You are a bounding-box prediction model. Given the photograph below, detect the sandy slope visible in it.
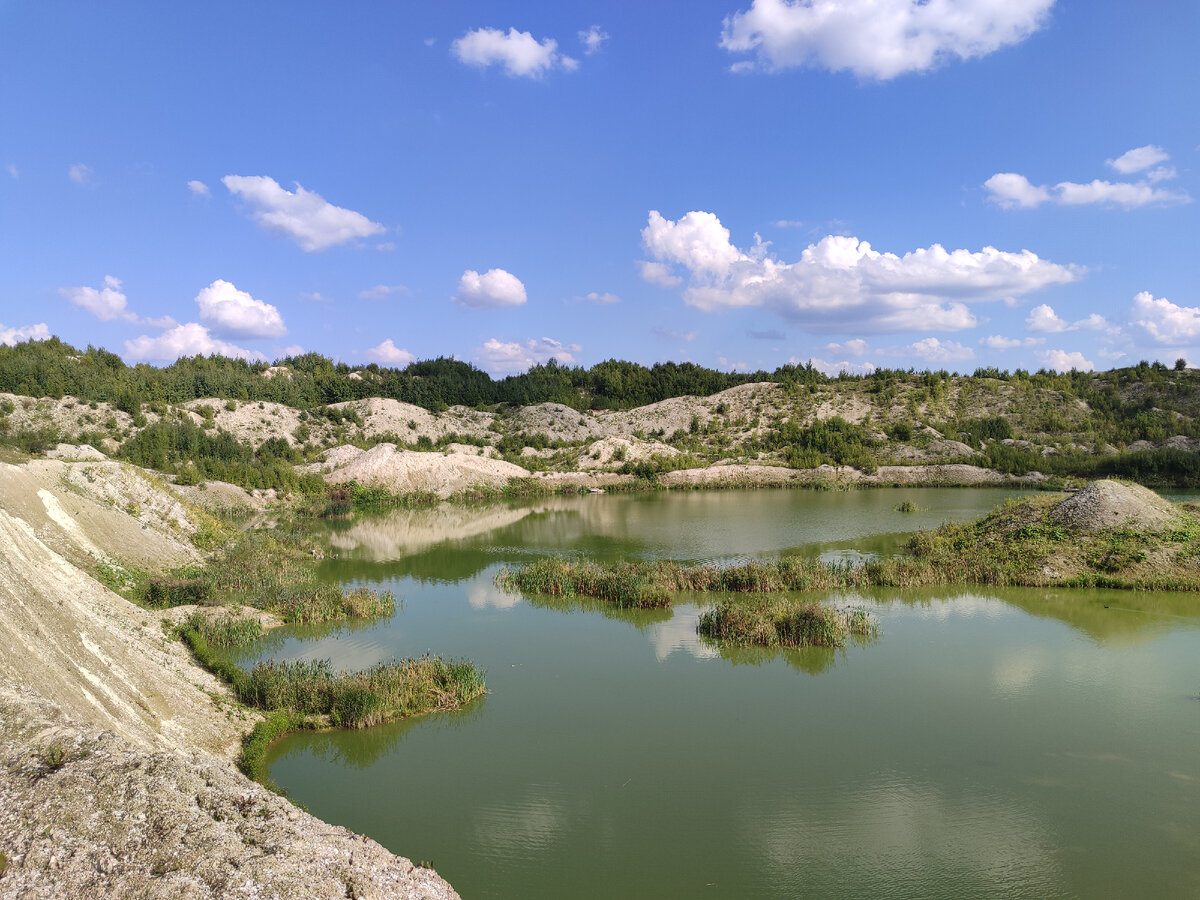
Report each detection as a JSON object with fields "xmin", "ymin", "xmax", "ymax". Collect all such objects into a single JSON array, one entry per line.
[{"xmin": 0, "ymin": 457, "xmax": 460, "ymax": 899}]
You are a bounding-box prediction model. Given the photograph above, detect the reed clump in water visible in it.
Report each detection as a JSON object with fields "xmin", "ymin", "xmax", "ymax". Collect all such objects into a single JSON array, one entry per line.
[
  {"xmin": 698, "ymin": 598, "xmax": 878, "ymax": 648},
  {"xmin": 244, "ymin": 656, "xmax": 486, "ymax": 729},
  {"xmin": 177, "ymin": 619, "xmax": 486, "ymax": 786},
  {"xmin": 496, "ymin": 557, "xmax": 872, "ymax": 608}
]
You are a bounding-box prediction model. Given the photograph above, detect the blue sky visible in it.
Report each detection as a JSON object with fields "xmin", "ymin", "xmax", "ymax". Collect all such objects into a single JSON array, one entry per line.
[{"xmin": 1, "ymin": 0, "xmax": 1196, "ymax": 376}]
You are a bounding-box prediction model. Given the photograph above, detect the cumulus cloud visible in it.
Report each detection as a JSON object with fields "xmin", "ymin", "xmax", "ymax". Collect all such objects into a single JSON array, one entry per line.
[
  {"xmin": 68, "ymin": 163, "xmax": 92, "ymax": 185},
  {"xmin": 365, "ymin": 338, "xmax": 416, "ymax": 366},
  {"xmin": 474, "ymin": 337, "xmax": 580, "ymax": 374},
  {"xmin": 579, "ymin": 25, "xmax": 609, "ymax": 54},
  {"xmin": 452, "ymin": 27, "xmax": 577, "ymax": 77},
  {"xmin": 720, "ymin": 0, "xmax": 1054, "ymax": 79},
  {"xmin": 986, "ymin": 147, "xmax": 1192, "ymax": 209},
  {"xmin": 905, "ymin": 337, "xmax": 974, "ymax": 363},
  {"xmin": 124, "ymin": 323, "xmax": 264, "ymax": 362},
  {"xmin": 1038, "ymin": 349, "xmax": 1093, "ymax": 372},
  {"xmin": 826, "ymin": 338, "xmax": 869, "ymax": 356},
  {"xmin": 358, "ymin": 284, "xmax": 410, "ymax": 300},
  {"xmin": 222, "ymin": 175, "xmax": 385, "ymax": 252},
  {"xmin": 59, "ymin": 275, "xmax": 136, "ymax": 322},
  {"xmin": 638, "ymin": 260, "xmax": 683, "ymax": 287},
  {"xmin": 805, "ymin": 357, "xmax": 876, "ymax": 376},
  {"xmin": 187, "ymin": 180, "xmax": 210, "ymax": 197},
  {"xmin": 194, "ymin": 279, "xmax": 286, "ymax": 338},
  {"xmin": 1131, "ymin": 291, "xmax": 1200, "ymax": 345},
  {"xmin": 6, "ymin": 164, "xmax": 18, "ymax": 179},
  {"xmin": 1025, "ymin": 303, "xmax": 1107, "ymax": 333},
  {"xmin": 453, "ymin": 268, "xmax": 527, "ymax": 308},
  {"xmin": 980, "ymin": 335, "xmax": 1044, "ymax": 350},
  {"xmin": 1, "ymin": 322, "xmax": 50, "ymax": 346},
  {"xmin": 982, "ymin": 173, "xmax": 1051, "ymax": 209},
  {"xmin": 1054, "ymin": 180, "xmax": 1191, "ymax": 207},
  {"xmin": 1107, "ymin": 145, "xmax": 1168, "ymax": 174},
  {"xmin": 640, "ymin": 209, "xmax": 1078, "ymax": 333},
  {"xmin": 583, "ymin": 291, "xmax": 621, "ymax": 304}
]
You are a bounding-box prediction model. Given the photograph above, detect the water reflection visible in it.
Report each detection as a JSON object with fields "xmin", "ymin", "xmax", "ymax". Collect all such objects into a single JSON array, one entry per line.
[
  {"xmin": 326, "ymin": 504, "xmax": 535, "ymax": 561},
  {"xmin": 306, "ymin": 487, "xmax": 1033, "ymax": 584},
  {"xmin": 472, "ymin": 788, "xmax": 571, "ymax": 861},
  {"xmin": 746, "ymin": 775, "xmax": 1062, "ymax": 897},
  {"xmin": 466, "ymin": 581, "xmax": 522, "ymax": 610},
  {"xmin": 272, "ymin": 696, "xmax": 488, "ymax": 770},
  {"xmin": 646, "ymin": 608, "xmax": 718, "ymax": 661}
]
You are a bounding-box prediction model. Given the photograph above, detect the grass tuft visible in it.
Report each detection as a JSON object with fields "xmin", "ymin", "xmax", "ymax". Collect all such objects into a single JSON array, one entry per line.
[{"xmin": 699, "ymin": 598, "xmax": 878, "ymax": 648}]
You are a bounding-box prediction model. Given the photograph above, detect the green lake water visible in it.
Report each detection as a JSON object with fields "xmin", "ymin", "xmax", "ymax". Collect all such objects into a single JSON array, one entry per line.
[{"xmin": 245, "ymin": 488, "xmax": 1200, "ymax": 898}]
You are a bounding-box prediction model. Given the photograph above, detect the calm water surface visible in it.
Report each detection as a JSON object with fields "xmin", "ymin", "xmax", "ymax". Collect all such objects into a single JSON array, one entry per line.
[{"xmin": 246, "ymin": 489, "xmax": 1200, "ymax": 898}]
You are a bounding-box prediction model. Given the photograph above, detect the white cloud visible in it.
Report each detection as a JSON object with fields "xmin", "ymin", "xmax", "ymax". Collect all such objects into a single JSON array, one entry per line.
[
  {"xmin": 986, "ymin": 148, "xmax": 1191, "ymax": 209},
  {"xmin": 720, "ymin": 0, "xmax": 1054, "ymax": 79},
  {"xmin": 358, "ymin": 284, "xmax": 410, "ymax": 300},
  {"xmin": 59, "ymin": 275, "xmax": 136, "ymax": 322},
  {"xmin": 124, "ymin": 323, "xmax": 264, "ymax": 362},
  {"xmin": 773, "ymin": 219, "xmax": 805, "ymax": 228},
  {"xmin": 452, "ymin": 27, "xmax": 576, "ymax": 77},
  {"xmin": 1038, "ymin": 349, "xmax": 1093, "ymax": 372},
  {"xmin": 805, "ymin": 357, "xmax": 876, "ymax": 377},
  {"xmin": 983, "ymin": 173, "xmax": 1051, "ymax": 209},
  {"xmin": 1026, "ymin": 303, "xmax": 1068, "ymax": 333},
  {"xmin": 194, "ymin": 279, "xmax": 286, "ymax": 338},
  {"xmin": 1026, "ymin": 303, "xmax": 1108, "ymax": 333},
  {"xmin": 277, "ymin": 344, "xmax": 305, "ymax": 358},
  {"xmin": 638, "ymin": 260, "xmax": 683, "ymax": 287},
  {"xmin": 365, "ymin": 338, "xmax": 416, "ymax": 366},
  {"xmin": 642, "ymin": 210, "xmax": 743, "ymax": 278},
  {"xmin": 718, "ymin": 356, "xmax": 748, "ymax": 372},
  {"xmin": 1144, "ymin": 166, "xmax": 1177, "ymax": 184},
  {"xmin": 5, "ymin": 164, "xmax": 17, "ymax": 179},
  {"xmin": 583, "ymin": 291, "xmax": 621, "ymax": 304},
  {"xmin": 980, "ymin": 335, "xmax": 1044, "ymax": 350},
  {"xmin": 826, "ymin": 338, "xmax": 869, "ymax": 356},
  {"xmin": 1131, "ymin": 291, "xmax": 1200, "ymax": 345},
  {"xmin": 579, "ymin": 25, "xmax": 609, "ymax": 54},
  {"xmin": 222, "ymin": 175, "xmax": 385, "ymax": 252},
  {"xmin": 187, "ymin": 179, "xmax": 210, "ymax": 197},
  {"xmin": 1, "ymin": 322, "xmax": 50, "ymax": 346},
  {"xmin": 1107, "ymin": 145, "xmax": 1168, "ymax": 174},
  {"xmin": 475, "ymin": 337, "xmax": 581, "ymax": 374},
  {"xmin": 454, "ymin": 268, "xmax": 527, "ymax": 308},
  {"xmin": 905, "ymin": 337, "xmax": 974, "ymax": 363},
  {"xmin": 641, "ymin": 209, "xmax": 1078, "ymax": 333},
  {"xmin": 68, "ymin": 163, "xmax": 92, "ymax": 185},
  {"xmin": 1054, "ymin": 179, "xmax": 1190, "ymax": 207}
]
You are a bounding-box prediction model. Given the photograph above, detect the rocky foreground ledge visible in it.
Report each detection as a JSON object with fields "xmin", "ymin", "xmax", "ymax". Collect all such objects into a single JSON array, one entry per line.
[
  {"xmin": 0, "ymin": 458, "xmax": 459, "ymax": 899},
  {"xmin": 0, "ymin": 688, "xmax": 456, "ymax": 900}
]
